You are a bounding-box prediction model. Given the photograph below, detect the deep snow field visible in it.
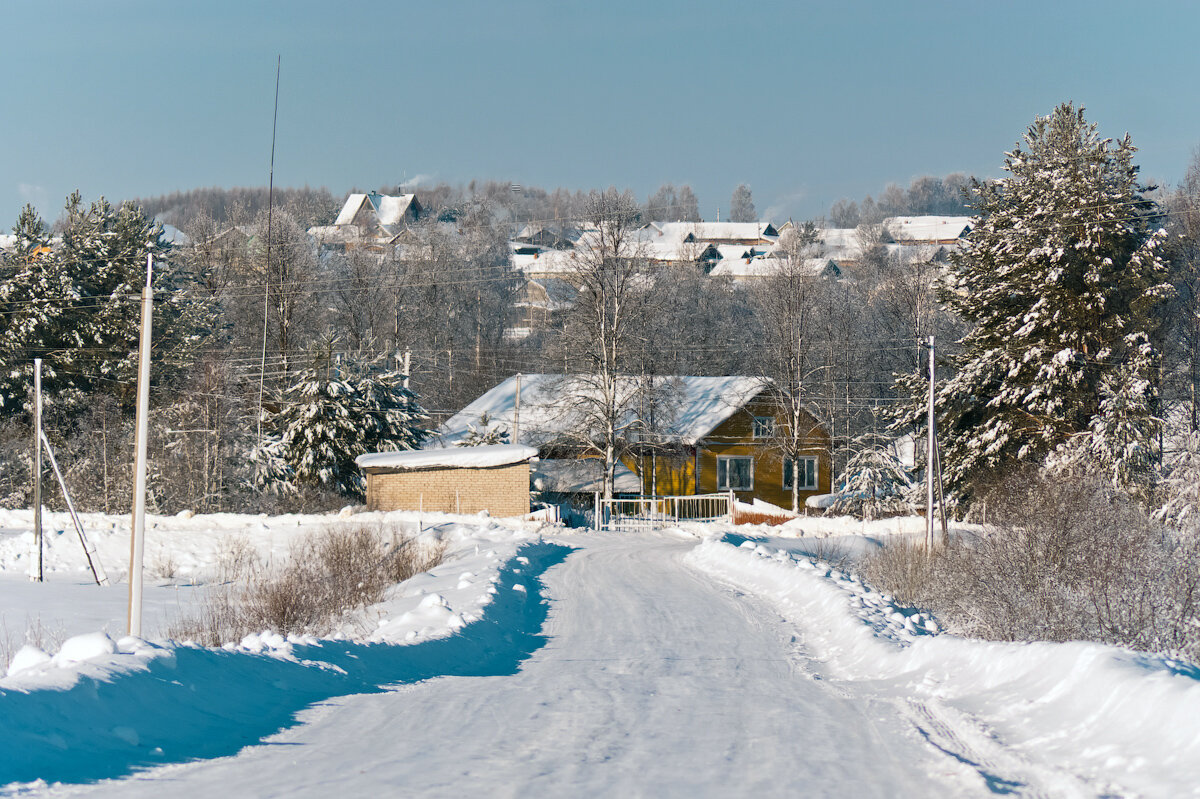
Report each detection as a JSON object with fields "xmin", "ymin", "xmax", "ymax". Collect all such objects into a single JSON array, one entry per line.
[{"xmin": 0, "ymin": 508, "xmax": 1196, "ymax": 797}]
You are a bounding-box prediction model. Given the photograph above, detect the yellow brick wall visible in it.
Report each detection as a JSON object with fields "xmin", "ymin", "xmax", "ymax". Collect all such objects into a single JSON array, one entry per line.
[{"xmin": 364, "ymin": 463, "xmax": 531, "ymax": 517}]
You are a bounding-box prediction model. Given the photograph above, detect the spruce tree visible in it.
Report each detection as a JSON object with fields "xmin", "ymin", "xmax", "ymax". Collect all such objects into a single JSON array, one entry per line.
[
  {"xmin": 927, "ymin": 103, "xmax": 1173, "ymax": 498},
  {"xmin": 0, "ymin": 194, "xmax": 215, "ymax": 416},
  {"xmin": 277, "ymin": 350, "xmax": 426, "ymax": 499}
]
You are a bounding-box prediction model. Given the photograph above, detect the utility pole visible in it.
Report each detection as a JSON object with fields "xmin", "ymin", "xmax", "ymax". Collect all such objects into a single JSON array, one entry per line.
[
  {"xmin": 31, "ymin": 358, "xmax": 42, "ymax": 583},
  {"xmin": 128, "ymin": 255, "xmax": 153, "ymax": 637},
  {"xmin": 925, "ymin": 335, "xmax": 936, "ymax": 551},
  {"xmin": 513, "ymin": 373, "xmax": 522, "ymax": 444}
]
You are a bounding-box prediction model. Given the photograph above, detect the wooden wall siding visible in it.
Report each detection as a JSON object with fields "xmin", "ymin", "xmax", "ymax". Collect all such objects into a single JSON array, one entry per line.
[
  {"xmin": 364, "ymin": 463, "xmax": 530, "ymax": 517},
  {"xmin": 624, "ymin": 395, "xmax": 831, "ymax": 507}
]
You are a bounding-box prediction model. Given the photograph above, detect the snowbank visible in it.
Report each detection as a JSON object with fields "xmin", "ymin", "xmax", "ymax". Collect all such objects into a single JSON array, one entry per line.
[
  {"xmin": 0, "ymin": 517, "xmax": 568, "ymax": 788},
  {"xmin": 686, "ymin": 538, "xmax": 1200, "ymax": 796}
]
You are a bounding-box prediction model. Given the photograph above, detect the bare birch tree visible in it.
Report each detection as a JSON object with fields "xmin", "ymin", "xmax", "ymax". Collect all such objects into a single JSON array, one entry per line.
[
  {"xmin": 558, "ymin": 189, "xmax": 652, "ymax": 500},
  {"xmin": 752, "ymin": 222, "xmax": 829, "ymax": 512}
]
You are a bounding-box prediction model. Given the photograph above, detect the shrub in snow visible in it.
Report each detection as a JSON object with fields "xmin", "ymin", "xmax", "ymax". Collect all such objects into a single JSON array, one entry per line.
[
  {"xmin": 1156, "ymin": 431, "xmax": 1200, "ymax": 528},
  {"xmin": 863, "ymin": 472, "xmax": 1200, "ymax": 661},
  {"xmin": 170, "ymin": 522, "xmax": 446, "ymax": 644}
]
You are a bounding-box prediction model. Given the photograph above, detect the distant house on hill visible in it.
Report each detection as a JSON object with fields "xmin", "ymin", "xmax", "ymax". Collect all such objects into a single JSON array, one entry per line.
[
  {"xmin": 308, "ymin": 191, "xmax": 423, "ymax": 252},
  {"xmin": 436, "ymin": 374, "xmax": 831, "ymax": 507}
]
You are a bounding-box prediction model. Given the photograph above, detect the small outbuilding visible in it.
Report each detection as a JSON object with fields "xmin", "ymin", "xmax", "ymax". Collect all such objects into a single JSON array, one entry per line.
[{"xmin": 355, "ymin": 444, "xmax": 538, "ymax": 517}]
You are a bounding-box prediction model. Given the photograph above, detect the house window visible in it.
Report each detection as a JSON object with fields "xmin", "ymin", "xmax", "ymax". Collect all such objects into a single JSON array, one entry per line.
[
  {"xmin": 717, "ymin": 456, "xmax": 754, "ymax": 491},
  {"xmin": 783, "ymin": 457, "xmax": 818, "ymax": 491},
  {"xmin": 752, "ymin": 416, "xmax": 775, "ymax": 439}
]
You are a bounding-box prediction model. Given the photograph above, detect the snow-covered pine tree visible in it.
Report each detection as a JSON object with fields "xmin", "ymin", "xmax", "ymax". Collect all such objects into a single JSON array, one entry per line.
[
  {"xmin": 278, "ymin": 355, "xmax": 360, "ymax": 497},
  {"xmin": 0, "ymin": 193, "xmax": 215, "ymax": 417},
  {"xmin": 350, "ymin": 356, "xmax": 427, "ymax": 458},
  {"xmin": 828, "ymin": 434, "xmax": 914, "ymax": 520},
  {"xmin": 927, "ymin": 103, "xmax": 1173, "ymax": 498},
  {"xmin": 277, "ymin": 350, "xmax": 427, "ymax": 499},
  {"xmin": 1089, "ymin": 334, "xmax": 1160, "ymax": 500}
]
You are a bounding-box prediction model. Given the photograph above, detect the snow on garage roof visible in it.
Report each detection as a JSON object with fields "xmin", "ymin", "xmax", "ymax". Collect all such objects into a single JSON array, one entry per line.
[
  {"xmin": 356, "ymin": 444, "xmax": 538, "ymax": 471},
  {"xmin": 436, "ymin": 374, "xmax": 768, "ymax": 448}
]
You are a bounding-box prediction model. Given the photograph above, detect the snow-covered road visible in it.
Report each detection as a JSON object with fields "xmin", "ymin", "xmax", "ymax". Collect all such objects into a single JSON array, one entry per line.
[{"xmin": 55, "ymin": 533, "xmax": 951, "ymax": 797}]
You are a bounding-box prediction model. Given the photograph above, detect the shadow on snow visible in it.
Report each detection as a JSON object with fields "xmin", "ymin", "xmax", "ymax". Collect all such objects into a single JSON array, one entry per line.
[{"xmin": 0, "ymin": 540, "xmax": 574, "ymax": 788}]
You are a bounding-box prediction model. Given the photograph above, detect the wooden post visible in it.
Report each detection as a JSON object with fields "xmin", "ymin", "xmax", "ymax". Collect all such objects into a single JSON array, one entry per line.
[
  {"xmin": 926, "ymin": 336, "xmax": 936, "ymax": 552},
  {"xmin": 31, "ymin": 358, "xmax": 42, "ymax": 583},
  {"xmin": 513, "ymin": 373, "xmax": 522, "ymax": 444},
  {"xmin": 128, "ymin": 255, "xmax": 153, "ymax": 637}
]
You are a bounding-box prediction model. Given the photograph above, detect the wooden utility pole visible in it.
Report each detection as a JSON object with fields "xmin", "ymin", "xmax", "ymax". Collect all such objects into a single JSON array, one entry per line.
[
  {"xmin": 128, "ymin": 255, "xmax": 153, "ymax": 637},
  {"xmin": 513, "ymin": 373, "xmax": 522, "ymax": 444},
  {"xmin": 31, "ymin": 358, "xmax": 42, "ymax": 583},
  {"xmin": 925, "ymin": 336, "xmax": 936, "ymax": 551}
]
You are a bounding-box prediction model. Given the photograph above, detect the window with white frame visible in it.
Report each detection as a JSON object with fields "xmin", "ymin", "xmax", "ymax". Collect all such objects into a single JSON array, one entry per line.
[
  {"xmin": 717, "ymin": 456, "xmax": 754, "ymax": 491},
  {"xmin": 752, "ymin": 416, "xmax": 775, "ymax": 439},
  {"xmin": 783, "ymin": 457, "xmax": 818, "ymax": 491}
]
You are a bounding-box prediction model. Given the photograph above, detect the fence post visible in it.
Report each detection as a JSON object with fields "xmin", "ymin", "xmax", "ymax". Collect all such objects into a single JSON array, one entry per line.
[{"xmin": 593, "ymin": 492, "xmax": 601, "ymax": 532}]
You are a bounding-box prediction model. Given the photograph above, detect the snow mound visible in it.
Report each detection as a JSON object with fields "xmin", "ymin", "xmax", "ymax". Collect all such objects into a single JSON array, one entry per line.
[{"xmin": 686, "ymin": 538, "xmax": 1200, "ymax": 796}]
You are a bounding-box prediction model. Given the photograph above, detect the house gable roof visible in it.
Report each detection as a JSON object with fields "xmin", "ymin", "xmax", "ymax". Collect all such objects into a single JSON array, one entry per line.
[{"xmin": 436, "ymin": 374, "xmax": 769, "ymax": 448}]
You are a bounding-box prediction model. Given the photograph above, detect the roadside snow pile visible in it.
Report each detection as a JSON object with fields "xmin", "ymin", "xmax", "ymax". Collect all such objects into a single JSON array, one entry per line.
[
  {"xmin": 0, "ymin": 516, "xmax": 566, "ymax": 788},
  {"xmin": 687, "ymin": 537, "xmax": 1200, "ymax": 797}
]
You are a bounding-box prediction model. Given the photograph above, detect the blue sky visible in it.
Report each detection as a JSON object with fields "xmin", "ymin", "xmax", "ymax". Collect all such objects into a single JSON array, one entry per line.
[{"xmin": 3, "ymin": 0, "xmax": 1199, "ymax": 226}]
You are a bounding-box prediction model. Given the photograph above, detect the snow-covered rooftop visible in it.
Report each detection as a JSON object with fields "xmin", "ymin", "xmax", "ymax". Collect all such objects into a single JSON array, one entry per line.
[
  {"xmin": 356, "ymin": 444, "xmax": 538, "ymax": 471},
  {"xmin": 332, "ymin": 193, "xmax": 419, "ymax": 229},
  {"xmin": 436, "ymin": 374, "xmax": 769, "ymax": 448},
  {"xmin": 884, "ymin": 216, "xmax": 972, "ymax": 243}
]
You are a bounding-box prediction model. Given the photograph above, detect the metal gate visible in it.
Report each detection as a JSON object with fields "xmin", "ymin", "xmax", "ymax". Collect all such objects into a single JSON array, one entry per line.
[{"xmin": 594, "ymin": 492, "xmax": 734, "ymax": 532}]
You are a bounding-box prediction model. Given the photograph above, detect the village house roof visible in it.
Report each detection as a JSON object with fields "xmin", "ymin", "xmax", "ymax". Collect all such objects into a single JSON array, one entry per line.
[
  {"xmin": 333, "ymin": 192, "xmax": 422, "ymax": 230},
  {"xmin": 884, "ymin": 215, "xmax": 972, "ymax": 243},
  {"xmin": 436, "ymin": 374, "xmax": 769, "ymax": 449}
]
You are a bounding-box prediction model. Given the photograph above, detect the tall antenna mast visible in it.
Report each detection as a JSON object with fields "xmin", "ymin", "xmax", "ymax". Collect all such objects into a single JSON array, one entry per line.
[{"xmin": 256, "ymin": 55, "xmax": 281, "ymax": 478}]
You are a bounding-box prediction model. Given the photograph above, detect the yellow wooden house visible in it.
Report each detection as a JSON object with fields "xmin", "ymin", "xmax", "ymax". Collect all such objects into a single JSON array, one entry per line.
[{"xmin": 434, "ymin": 374, "xmax": 831, "ymax": 508}]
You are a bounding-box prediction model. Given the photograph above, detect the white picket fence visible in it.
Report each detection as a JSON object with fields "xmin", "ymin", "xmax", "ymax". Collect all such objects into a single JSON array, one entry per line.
[{"xmin": 593, "ymin": 492, "xmax": 734, "ymax": 532}]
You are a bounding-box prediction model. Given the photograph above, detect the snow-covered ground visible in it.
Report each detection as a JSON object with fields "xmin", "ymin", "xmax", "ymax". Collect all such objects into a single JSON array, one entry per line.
[{"xmin": 0, "ymin": 511, "xmax": 1196, "ymax": 796}]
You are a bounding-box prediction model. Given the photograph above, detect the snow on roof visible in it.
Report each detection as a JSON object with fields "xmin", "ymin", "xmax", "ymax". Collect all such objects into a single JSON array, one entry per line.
[
  {"xmin": 331, "ymin": 193, "xmax": 418, "ymax": 230},
  {"xmin": 709, "ymin": 256, "xmax": 837, "ymax": 279},
  {"xmin": 657, "ymin": 222, "xmax": 779, "ymax": 243},
  {"xmin": 884, "ymin": 216, "xmax": 972, "ymax": 243},
  {"xmin": 531, "ymin": 459, "xmax": 642, "ymax": 494},
  {"xmin": 374, "ymin": 194, "xmax": 417, "ymax": 227},
  {"xmin": 157, "ymin": 223, "xmax": 190, "ymax": 247},
  {"xmin": 334, "ymin": 194, "xmax": 369, "ymax": 227},
  {"xmin": 356, "ymin": 444, "xmax": 538, "ymax": 471},
  {"xmin": 436, "ymin": 374, "xmax": 768, "ymax": 448}
]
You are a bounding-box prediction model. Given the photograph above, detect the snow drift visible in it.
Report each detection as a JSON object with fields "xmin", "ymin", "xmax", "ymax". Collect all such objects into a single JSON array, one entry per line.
[{"xmin": 686, "ymin": 537, "xmax": 1200, "ymax": 796}]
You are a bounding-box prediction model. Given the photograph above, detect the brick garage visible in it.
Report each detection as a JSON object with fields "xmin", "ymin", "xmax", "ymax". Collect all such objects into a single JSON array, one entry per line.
[{"xmin": 356, "ymin": 444, "xmax": 537, "ymax": 517}]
